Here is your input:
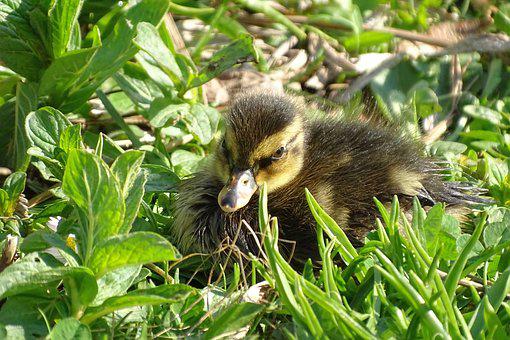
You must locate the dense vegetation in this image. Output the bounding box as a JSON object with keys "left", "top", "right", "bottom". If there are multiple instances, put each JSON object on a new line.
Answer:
{"left": 1, "top": 0, "right": 510, "bottom": 338}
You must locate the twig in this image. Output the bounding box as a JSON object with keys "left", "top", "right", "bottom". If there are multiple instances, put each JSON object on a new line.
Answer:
{"left": 437, "top": 269, "right": 510, "bottom": 300}
{"left": 164, "top": 13, "right": 208, "bottom": 105}
{"left": 28, "top": 183, "right": 60, "bottom": 208}
{"left": 144, "top": 263, "right": 174, "bottom": 284}
{"left": 234, "top": 2, "right": 307, "bottom": 40}
{"left": 70, "top": 115, "right": 149, "bottom": 126}
{"left": 320, "top": 39, "right": 358, "bottom": 72}
{"left": 267, "top": 35, "right": 299, "bottom": 68}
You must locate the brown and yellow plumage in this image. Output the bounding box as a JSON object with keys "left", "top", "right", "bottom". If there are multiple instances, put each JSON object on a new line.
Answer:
{"left": 173, "top": 92, "right": 486, "bottom": 263}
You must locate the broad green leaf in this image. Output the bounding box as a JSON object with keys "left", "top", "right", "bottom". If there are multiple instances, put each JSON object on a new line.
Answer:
{"left": 0, "top": 171, "right": 25, "bottom": 216}
{"left": 59, "top": 124, "right": 83, "bottom": 154}
{"left": 370, "top": 61, "right": 417, "bottom": 123}
{"left": 91, "top": 265, "right": 142, "bottom": 306}
{"left": 48, "top": 0, "right": 84, "bottom": 58}
{"left": 25, "top": 106, "right": 71, "bottom": 157}
{"left": 111, "top": 150, "right": 145, "bottom": 195}
{"left": 462, "top": 105, "right": 503, "bottom": 125}
{"left": 456, "top": 234, "right": 484, "bottom": 258}
{"left": 0, "top": 102, "right": 15, "bottom": 168}
{"left": 409, "top": 86, "right": 441, "bottom": 118}
{"left": 0, "top": 189, "right": 10, "bottom": 216}
{"left": 12, "top": 82, "right": 38, "bottom": 170}
{"left": 142, "top": 164, "right": 180, "bottom": 193}
{"left": 429, "top": 141, "right": 467, "bottom": 156}
{"left": 188, "top": 34, "right": 257, "bottom": 89}
{"left": 495, "top": 9, "right": 510, "bottom": 34}
{"left": 26, "top": 146, "right": 65, "bottom": 180}
{"left": 0, "top": 0, "right": 47, "bottom": 80}
{"left": 88, "top": 232, "right": 180, "bottom": 278}
{"left": 133, "top": 22, "right": 183, "bottom": 87}
{"left": 482, "top": 59, "right": 502, "bottom": 99}
{"left": 147, "top": 98, "right": 190, "bottom": 128}
{"left": 204, "top": 302, "right": 264, "bottom": 339}
{"left": 171, "top": 149, "right": 203, "bottom": 176}
{"left": 483, "top": 210, "right": 510, "bottom": 247}
{"left": 113, "top": 63, "right": 163, "bottom": 107}
{"left": 81, "top": 284, "right": 195, "bottom": 324}
{"left": 48, "top": 318, "right": 91, "bottom": 340}
{"left": 422, "top": 205, "right": 461, "bottom": 260}
{"left": 61, "top": 0, "right": 170, "bottom": 111}
{"left": 0, "top": 252, "right": 97, "bottom": 303}
{"left": 62, "top": 150, "right": 125, "bottom": 246}
{"left": 3, "top": 171, "right": 26, "bottom": 200}
{"left": 111, "top": 150, "right": 146, "bottom": 233}
{"left": 0, "top": 295, "right": 54, "bottom": 339}
{"left": 39, "top": 46, "right": 99, "bottom": 104}
{"left": 19, "top": 230, "right": 79, "bottom": 263}
{"left": 487, "top": 267, "right": 510, "bottom": 311}
{"left": 183, "top": 103, "right": 219, "bottom": 145}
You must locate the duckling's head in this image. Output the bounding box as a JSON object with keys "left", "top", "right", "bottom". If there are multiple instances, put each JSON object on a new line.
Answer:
{"left": 215, "top": 92, "right": 306, "bottom": 212}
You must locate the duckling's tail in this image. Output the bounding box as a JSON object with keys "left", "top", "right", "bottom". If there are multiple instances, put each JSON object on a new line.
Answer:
{"left": 417, "top": 180, "right": 494, "bottom": 207}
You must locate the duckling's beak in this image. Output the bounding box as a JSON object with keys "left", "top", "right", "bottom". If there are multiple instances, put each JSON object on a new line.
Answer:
{"left": 218, "top": 169, "right": 258, "bottom": 213}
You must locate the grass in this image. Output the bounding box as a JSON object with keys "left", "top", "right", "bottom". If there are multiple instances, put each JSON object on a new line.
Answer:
{"left": 0, "top": 0, "right": 510, "bottom": 338}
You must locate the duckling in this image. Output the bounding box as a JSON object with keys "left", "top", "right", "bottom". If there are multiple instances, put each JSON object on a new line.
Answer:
{"left": 173, "top": 92, "right": 484, "bottom": 263}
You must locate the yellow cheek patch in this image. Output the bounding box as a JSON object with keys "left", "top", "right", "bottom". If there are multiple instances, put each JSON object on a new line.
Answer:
{"left": 249, "top": 118, "right": 303, "bottom": 163}
{"left": 390, "top": 168, "right": 424, "bottom": 196}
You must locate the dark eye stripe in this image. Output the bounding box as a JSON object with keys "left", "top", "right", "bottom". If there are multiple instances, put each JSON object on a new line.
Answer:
{"left": 259, "top": 157, "right": 273, "bottom": 168}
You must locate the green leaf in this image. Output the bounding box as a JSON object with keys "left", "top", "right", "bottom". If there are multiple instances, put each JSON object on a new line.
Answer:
{"left": 62, "top": 150, "right": 125, "bottom": 246}
{"left": 188, "top": 34, "right": 257, "bottom": 89}
{"left": 20, "top": 230, "right": 79, "bottom": 263}
{"left": 88, "top": 232, "right": 180, "bottom": 278}
{"left": 0, "top": 252, "right": 97, "bottom": 302}
{"left": 429, "top": 141, "right": 467, "bottom": 156}
{"left": 422, "top": 205, "right": 461, "bottom": 260}
{"left": 39, "top": 46, "right": 99, "bottom": 105}
{"left": 12, "top": 82, "right": 38, "bottom": 170}
{"left": 0, "top": 0, "right": 47, "bottom": 80}
{"left": 111, "top": 150, "right": 146, "bottom": 233}
{"left": 48, "top": 0, "right": 84, "bottom": 58}
{"left": 133, "top": 22, "right": 183, "bottom": 87}
{"left": 142, "top": 164, "right": 180, "bottom": 193}
{"left": 483, "top": 210, "right": 510, "bottom": 247}
{"left": 182, "top": 103, "right": 219, "bottom": 145}
{"left": 494, "top": 9, "right": 510, "bottom": 34}
{"left": 61, "top": 0, "right": 170, "bottom": 111}
{"left": 59, "top": 124, "right": 83, "bottom": 154}
{"left": 462, "top": 105, "right": 503, "bottom": 125}
{"left": 48, "top": 318, "right": 91, "bottom": 340}
{"left": 25, "top": 106, "right": 71, "bottom": 158}
{"left": 81, "top": 284, "right": 195, "bottom": 324}
{"left": 171, "top": 149, "right": 203, "bottom": 176}
{"left": 0, "top": 295, "right": 54, "bottom": 339}
{"left": 91, "top": 265, "right": 142, "bottom": 306}
{"left": 0, "top": 102, "right": 15, "bottom": 168}
{"left": 147, "top": 98, "right": 190, "bottom": 128}
{"left": 113, "top": 63, "right": 163, "bottom": 108}
{"left": 204, "top": 302, "right": 264, "bottom": 339}
{"left": 3, "top": 171, "right": 26, "bottom": 200}
{"left": 482, "top": 59, "right": 502, "bottom": 99}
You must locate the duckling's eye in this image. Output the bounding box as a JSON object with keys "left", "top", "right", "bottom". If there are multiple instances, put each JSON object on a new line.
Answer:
{"left": 272, "top": 146, "right": 286, "bottom": 160}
